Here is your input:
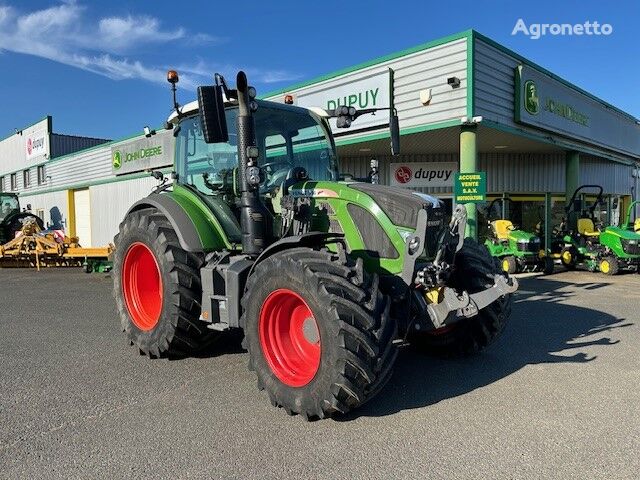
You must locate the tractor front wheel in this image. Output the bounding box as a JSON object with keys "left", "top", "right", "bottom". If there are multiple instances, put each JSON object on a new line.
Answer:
{"left": 599, "top": 256, "right": 619, "bottom": 276}
{"left": 501, "top": 255, "right": 518, "bottom": 274}
{"left": 411, "top": 238, "right": 512, "bottom": 357}
{"left": 561, "top": 246, "right": 578, "bottom": 270}
{"left": 113, "top": 207, "right": 218, "bottom": 358}
{"left": 242, "top": 247, "right": 398, "bottom": 419}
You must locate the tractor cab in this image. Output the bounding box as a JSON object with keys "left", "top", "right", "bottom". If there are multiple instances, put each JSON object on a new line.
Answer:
{"left": 0, "top": 193, "right": 19, "bottom": 223}
{"left": 170, "top": 100, "right": 339, "bottom": 245}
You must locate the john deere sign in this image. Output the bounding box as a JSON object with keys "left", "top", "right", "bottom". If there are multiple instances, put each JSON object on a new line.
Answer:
{"left": 111, "top": 130, "right": 173, "bottom": 175}
{"left": 515, "top": 65, "right": 640, "bottom": 157}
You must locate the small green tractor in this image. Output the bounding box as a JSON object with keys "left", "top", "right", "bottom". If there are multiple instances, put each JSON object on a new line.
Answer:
{"left": 0, "top": 192, "right": 44, "bottom": 244}
{"left": 483, "top": 198, "right": 554, "bottom": 274}
{"left": 112, "top": 70, "right": 518, "bottom": 419}
{"left": 553, "top": 185, "right": 640, "bottom": 275}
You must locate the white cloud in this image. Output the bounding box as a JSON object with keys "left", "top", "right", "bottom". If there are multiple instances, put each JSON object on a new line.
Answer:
{"left": 0, "top": 1, "right": 299, "bottom": 89}
{"left": 97, "top": 15, "right": 185, "bottom": 52}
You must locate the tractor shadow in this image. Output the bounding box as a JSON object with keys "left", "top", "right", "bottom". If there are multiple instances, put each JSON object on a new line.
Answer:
{"left": 339, "top": 275, "right": 632, "bottom": 420}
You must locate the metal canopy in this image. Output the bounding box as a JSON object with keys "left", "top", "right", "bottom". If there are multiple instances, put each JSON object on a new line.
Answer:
{"left": 336, "top": 124, "right": 566, "bottom": 156}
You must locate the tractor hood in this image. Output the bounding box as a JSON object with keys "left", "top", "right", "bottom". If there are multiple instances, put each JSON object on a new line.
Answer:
{"left": 508, "top": 229, "right": 539, "bottom": 242}
{"left": 602, "top": 226, "right": 640, "bottom": 241}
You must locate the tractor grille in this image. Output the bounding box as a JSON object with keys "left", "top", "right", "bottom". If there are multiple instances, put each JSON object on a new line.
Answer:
{"left": 516, "top": 239, "right": 540, "bottom": 253}
{"left": 622, "top": 239, "right": 640, "bottom": 255}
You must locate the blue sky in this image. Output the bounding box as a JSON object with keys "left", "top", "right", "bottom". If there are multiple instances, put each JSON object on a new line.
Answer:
{"left": 0, "top": 0, "right": 638, "bottom": 140}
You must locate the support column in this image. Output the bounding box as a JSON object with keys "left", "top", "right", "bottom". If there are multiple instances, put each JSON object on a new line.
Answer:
{"left": 565, "top": 150, "right": 580, "bottom": 200}
{"left": 460, "top": 125, "right": 478, "bottom": 240}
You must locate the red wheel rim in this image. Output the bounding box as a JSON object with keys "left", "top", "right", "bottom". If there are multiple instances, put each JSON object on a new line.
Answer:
{"left": 259, "top": 289, "right": 321, "bottom": 387}
{"left": 122, "top": 242, "right": 163, "bottom": 331}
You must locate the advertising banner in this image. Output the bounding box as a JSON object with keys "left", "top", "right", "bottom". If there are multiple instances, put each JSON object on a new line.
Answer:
{"left": 389, "top": 162, "right": 458, "bottom": 188}
{"left": 25, "top": 132, "right": 47, "bottom": 160}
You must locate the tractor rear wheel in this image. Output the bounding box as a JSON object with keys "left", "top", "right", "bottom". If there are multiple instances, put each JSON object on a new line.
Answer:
{"left": 411, "top": 238, "right": 512, "bottom": 357}
{"left": 113, "top": 207, "right": 218, "bottom": 358}
{"left": 599, "top": 256, "right": 619, "bottom": 276}
{"left": 542, "top": 256, "right": 555, "bottom": 275}
{"left": 241, "top": 246, "right": 398, "bottom": 419}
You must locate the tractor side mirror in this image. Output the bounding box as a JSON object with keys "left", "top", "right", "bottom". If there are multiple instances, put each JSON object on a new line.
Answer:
{"left": 197, "top": 85, "right": 228, "bottom": 144}
{"left": 390, "top": 114, "right": 400, "bottom": 156}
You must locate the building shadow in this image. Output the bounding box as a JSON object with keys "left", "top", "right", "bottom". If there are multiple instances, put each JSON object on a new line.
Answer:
{"left": 339, "top": 275, "right": 631, "bottom": 420}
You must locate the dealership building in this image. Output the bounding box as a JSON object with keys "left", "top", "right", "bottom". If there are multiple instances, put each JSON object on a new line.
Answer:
{"left": 1, "top": 29, "right": 639, "bottom": 247}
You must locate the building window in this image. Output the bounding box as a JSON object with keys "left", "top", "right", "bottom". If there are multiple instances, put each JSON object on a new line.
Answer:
{"left": 37, "top": 165, "right": 46, "bottom": 185}
{"left": 23, "top": 169, "right": 31, "bottom": 189}
{"left": 0, "top": 176, "right": 4, "bottom": 192}
{"left": 10, "top": 173, "right": 17, "bottom": 191}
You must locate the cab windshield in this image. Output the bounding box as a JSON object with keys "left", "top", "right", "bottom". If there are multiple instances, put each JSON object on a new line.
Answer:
{"left": 175, "top": 102, "right": 338, "bottom": 198}
{"left": 0, "top": 194, "right": 19, "bottom": 222}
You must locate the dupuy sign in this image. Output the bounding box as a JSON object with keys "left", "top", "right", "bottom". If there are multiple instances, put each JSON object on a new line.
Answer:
{"left": 389, "top": 162, "right": 458, "bottom": 188}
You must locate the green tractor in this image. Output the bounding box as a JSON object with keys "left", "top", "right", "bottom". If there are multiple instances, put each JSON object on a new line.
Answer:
{"left": 0, "top": 192, "right": 44, "bottom": 244}
{"left": 553, "top": 185, "right": 640, "bottom": 274}
{"left": 112, "top": 70, "right": 518, "bottom": 419}
{"left": 483, "top": 198, "right": 554, "bottom": 275}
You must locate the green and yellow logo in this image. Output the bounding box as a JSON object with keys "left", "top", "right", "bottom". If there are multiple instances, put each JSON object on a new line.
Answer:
{"left": 524, "top": 80, "right": 539, "bottom": 115}
{"left": 112, "top": 150, "right": 122, "bottom": 170}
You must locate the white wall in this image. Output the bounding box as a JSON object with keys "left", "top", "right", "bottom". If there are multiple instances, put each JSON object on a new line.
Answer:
{"left": 90, "top": 176, "right": 159, "bottom": 247}
{"left": 0, "top": 117, "right": 51, "bottom": 175}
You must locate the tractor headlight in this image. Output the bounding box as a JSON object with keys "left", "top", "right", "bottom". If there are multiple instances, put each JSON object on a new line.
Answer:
{"left": 621, "top": 238, "right": 640, "bottom": 255}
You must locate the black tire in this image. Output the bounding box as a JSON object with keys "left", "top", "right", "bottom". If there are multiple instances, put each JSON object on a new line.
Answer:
{"left": 561, "top": 246, "right": 578, "bottom": 270}
{"left": 501, "top": 255, "right": 518, "bottom": 274}
{"left": 599, "top": 255, "right": 619, "bottom": 276}
{"left": 112, "top": 207, "right": 218, "bottom": 358}
{"left": 4, "top": 212, "right": 44, "bottom": 236}
{"left": 411, "top": 238, "right": 512, "bottom": 357}
{"left": 542, "top": 256, "right": 555, "bottom": 275}
{"left": 241, "top": 246, "right": 398, "bottom": 419}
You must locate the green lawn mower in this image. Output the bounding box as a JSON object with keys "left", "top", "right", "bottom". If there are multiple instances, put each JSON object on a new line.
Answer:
{"left": 552, "top": 185, "right": 640, "bottom": 275}
{"left": 111, "top": 69, "right": 518, "bottom": 419}
{"left": 483, "top": 198, "right": 554, "bottom": 274}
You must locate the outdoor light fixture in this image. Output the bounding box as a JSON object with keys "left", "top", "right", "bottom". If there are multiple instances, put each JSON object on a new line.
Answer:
{"left": 419, "top": 89, "right": 433, "bottom": 106}
{"left": 284, "top": 94, "right": 294, "bottom": 104}
{"left": 460, "top": 116, "right": 483, "bottom": 125}
{"left": 447, "top": 76, "right": 461, "bottom": 88}
{"left": 143, "top": 126, "right": 156, "bottom": 137}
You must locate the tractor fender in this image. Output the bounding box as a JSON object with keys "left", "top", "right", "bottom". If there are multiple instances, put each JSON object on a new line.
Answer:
{"left": 126, "top": 194, "right": 204, "bottom": 252}
{"left": 247, "top": 232, "right": 345, "bottom": 279}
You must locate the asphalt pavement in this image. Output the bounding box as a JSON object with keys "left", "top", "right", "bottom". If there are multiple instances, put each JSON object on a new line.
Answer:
{"left": 1, "top": 267, "right": 638, "bottom": 479}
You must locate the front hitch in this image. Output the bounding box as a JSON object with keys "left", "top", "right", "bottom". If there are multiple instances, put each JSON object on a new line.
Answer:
{"left": 403, "top": 204, "right": 518, "bottom": 330}
{"left": 424, "top": 274, "right": 518, "bottom": 329}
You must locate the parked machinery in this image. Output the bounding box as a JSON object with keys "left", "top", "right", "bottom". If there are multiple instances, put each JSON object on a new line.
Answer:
{"left": 111, "top": 70, "right": 518, "bottom": 419}
{"left": 0, "top": 192, "right": 44, "bottom": 244}
{"left": 483, "top": 198, "right": 554, "bottom": 274}
{"left": 552, "top": 185, "right": 640, "bottom": 275}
